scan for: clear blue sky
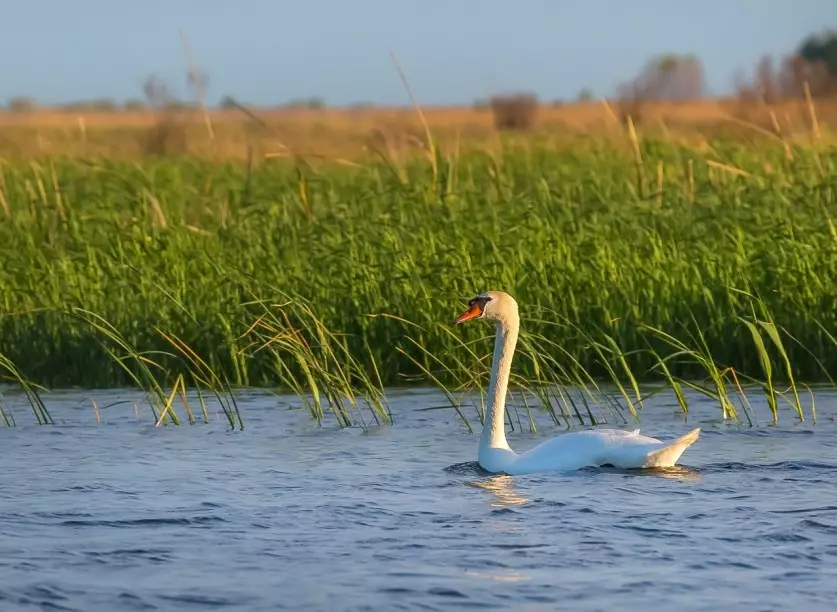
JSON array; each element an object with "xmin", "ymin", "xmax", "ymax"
[{"xmin": 1, "ymin": 0, "xmax": 834, "ymax": 107}]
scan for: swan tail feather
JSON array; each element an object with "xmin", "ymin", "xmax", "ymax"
[{"xmin": 644, "ymin": 427, "xmax": 701, "ymax": 468}]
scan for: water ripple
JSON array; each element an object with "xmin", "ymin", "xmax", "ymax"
[
  {"xmin": 3, "ymin": 390, "xmax": 837, "ymax": 610},
  {"xmin": 59, "ymin": 516, "xmax": 226, "ymax": 528}
]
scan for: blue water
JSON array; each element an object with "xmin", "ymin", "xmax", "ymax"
[{"xmin": 2, "ymin": 387, "xmax": 837, "ymax": 611}]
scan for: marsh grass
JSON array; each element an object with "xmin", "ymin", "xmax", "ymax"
[
  {"xmin": 0, "ymin": 135, "xmax": 835, "ymax": 427},
  {"xmin": 240, "ymin": 291, "xmax": 391, "ymax": 429},
  {"xmin": 0, "ymin": 350, "xmax": 52, "ymax": 425}
]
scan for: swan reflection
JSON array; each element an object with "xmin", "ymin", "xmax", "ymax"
[
  {"xmin": 621, "ymin": 465, "xmax": 702, "ymax": 482},
  {"xmin": 469, "ymin": 475, "xmax": 528, "ymax": 507},
  {"xmin": 470, "ymin": 465, "xmax": 700, "ymax": 507}
]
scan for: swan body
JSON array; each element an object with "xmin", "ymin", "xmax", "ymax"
[{"xmin": 454, "ymin": 291, "xmax": 700, "ymax": 475}]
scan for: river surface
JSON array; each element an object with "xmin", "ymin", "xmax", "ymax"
[{"xmin": 2, "ymin": 387, "xmax": 837, "ymax": 611}]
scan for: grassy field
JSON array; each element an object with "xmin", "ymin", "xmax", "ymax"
[{"xmin": 0, "ymin": 106, "xmax": 836, "ymax": 426}]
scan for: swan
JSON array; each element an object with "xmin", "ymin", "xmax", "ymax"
[{"xmin": 454, "ymin": 290, "xmax": 700, "ymax": 474}]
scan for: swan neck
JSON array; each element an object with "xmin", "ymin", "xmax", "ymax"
[{"xmin": 481, "ymin": 316, "xmax": 519, "ymax": 450}]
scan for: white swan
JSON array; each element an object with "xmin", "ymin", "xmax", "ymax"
[{"xmin": 454, "ymin": 291, "xmax": 700, "ymax": 474}]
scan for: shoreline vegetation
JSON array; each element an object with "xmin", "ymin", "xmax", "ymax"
[{"xmin": 1, "ymin": 97, "xmax": 836, "ymax": 430}]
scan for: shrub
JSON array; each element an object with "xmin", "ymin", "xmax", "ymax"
[{"xmin": 488, "ymin": 93, "xmax": 539, "ymax": 130}]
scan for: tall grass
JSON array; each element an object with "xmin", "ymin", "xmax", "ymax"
[
  {"xmin": 0, "ymin": 349, "xmax": 52, "ymax": 425},
  {"xmin": 0, "ymin": 136, "xmax": 835, "ymax": 426}
]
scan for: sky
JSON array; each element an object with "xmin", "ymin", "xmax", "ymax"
[{"xmin": 0, "ymin": 0, "xmax": 835, "ymax": 107}]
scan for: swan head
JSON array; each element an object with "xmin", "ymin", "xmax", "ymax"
[{"xmin": 454, "ymin": 290, "xmax": 518, "ymax": 326}]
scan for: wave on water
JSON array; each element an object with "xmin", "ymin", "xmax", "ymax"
[
  {"xmin": 58, "ymin": 515, "xmax": 227, "ymax": 528},
  {"xmin": 702, "ymin": 460, "xmax": 837, "ymax": 472}
]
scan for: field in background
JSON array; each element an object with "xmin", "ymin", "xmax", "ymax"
[{"xmin": 0, "ymin": 96, "xmax": 835, "ymax": 161}]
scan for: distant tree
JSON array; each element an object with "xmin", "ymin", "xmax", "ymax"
[
  {"xmin": 799, "ymin": 30, "xmax": 837, "ymax": 76},
  {"xmin": 306, "ymin": 97, "xmax": 326, "ymax": 110},
  {"xmin": 472, "ymin": 98, "xmax": 489, "ymax": 110},
  {"xmin": 219, "ymin": 95, "xmax": 238, "ymax": 110},
  {"xmin": 164, "ymin": 100, "xmax": 197, "ymax": 111},
  {"xmin": 731, "ymin": 31, "xmax": 837, "ymax": 105},
  {"xmin": 735, "ymin": 48, "xmax": 837, "ymax": 102},
  {"xmin": 7, "ymin": 96, "xmax": 37, "ymax": 113},
  {"xmin": 139, "ymin": 75, "xmax": 189, "ymax": 156},
  {"xmin": 62, "ymin": 99, "xmax": 118, "ymax": 112},
  {"xmin": 756, "ymin": 55, "xmax": 778, "ymax": 102},
  {"xmin": 618, "ymin": 54, "xmax": 705, "ymax": 103},
  {"xmin": 91, "ymin": 99, "xmax": 118, "ymax": 112},
  {"xmin": 488, "ymin": 92, "xmax": 539, "ymax": 130},
  {"xmin": 616, "ymin": 54, "xmax": 705, "ymax": 123},
  {"xmin": 123, "ymin": 99, "xmax": 147, "ymax": 111},
  {"xmin": 576, "ymin": 88, "xmax": 594, "ymax": 102},
  {"xmin": 781, "ymin": 53, "xmax": 834, "ymax": 97},
  {"xmin": 142, "ymin": 75, "xmax": 173, "ymax": 109},
  {"xmin": 282, "ymin": 97, "xmax": 326, "ymax": 110}
]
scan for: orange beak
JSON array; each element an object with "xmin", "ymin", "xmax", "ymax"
[{"xmin": 454, "ymin": 304, "xmax": 482, "ymax": 325}]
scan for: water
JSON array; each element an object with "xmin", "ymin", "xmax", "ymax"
[{"xmin": 2, "ymin": 388, "xmax": 837, "ymax": 611}]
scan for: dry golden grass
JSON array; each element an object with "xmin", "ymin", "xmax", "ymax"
[{"xmin": 0, "ymin": 96, "xmax": 834, "ymax": 162}]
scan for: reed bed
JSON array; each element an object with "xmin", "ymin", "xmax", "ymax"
[{"xmin": 0, "ymin": 134, "xmax": 835, "ymax": 427}]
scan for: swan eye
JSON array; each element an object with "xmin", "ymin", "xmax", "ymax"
[{"xmin": 469, "ymin": 296, "xmax": 491, "ymax": 310}]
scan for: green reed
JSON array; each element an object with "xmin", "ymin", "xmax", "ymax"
[
  {"xmin": 0, "ymin": 349, "xmax": 52, "ymax": 425},
  {"xmin": 0, "ymin": 136, "xmax": 835, "ymax": 426}
]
